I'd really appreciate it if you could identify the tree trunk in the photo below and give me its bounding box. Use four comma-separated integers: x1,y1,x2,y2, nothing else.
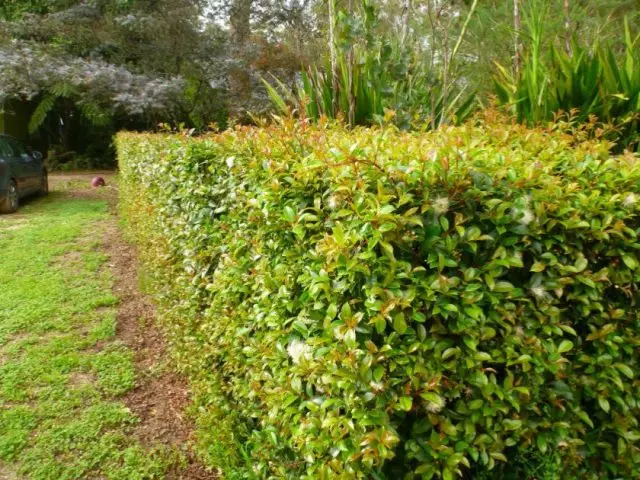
513,0,521,76
400,0,412,46
229,0,254,118
564,0,571,55
347,0,355,126
327,0,339,118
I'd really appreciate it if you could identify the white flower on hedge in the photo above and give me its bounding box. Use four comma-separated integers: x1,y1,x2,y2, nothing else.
624,193,636,207
425,399,445,413
511,205,534,225
512,196,535,226
530,285,551,302
287,339,312,364
530,286,545,298
327,196,337,210
433,196,449,215
370,381,384,392
519,208,535,225
226,156,235,168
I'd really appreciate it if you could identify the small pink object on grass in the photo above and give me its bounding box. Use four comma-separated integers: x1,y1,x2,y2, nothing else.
92,177,106,188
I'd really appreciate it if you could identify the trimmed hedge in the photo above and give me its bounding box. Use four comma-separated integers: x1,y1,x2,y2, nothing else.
118,119,640,479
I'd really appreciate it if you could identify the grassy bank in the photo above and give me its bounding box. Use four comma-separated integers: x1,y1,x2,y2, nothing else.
0,181,187,479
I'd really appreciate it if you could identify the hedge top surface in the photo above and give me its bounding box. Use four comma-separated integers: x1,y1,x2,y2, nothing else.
118,118,640,479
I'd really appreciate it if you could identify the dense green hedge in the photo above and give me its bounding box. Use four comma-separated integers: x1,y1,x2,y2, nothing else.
118,118,640,479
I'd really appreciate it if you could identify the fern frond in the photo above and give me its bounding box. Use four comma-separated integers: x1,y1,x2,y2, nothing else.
29,94,57,134
50,82,77,98
78,101,112,127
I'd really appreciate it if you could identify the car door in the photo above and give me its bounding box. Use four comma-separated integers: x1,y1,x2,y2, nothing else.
6,138,36,192
0,137,27,191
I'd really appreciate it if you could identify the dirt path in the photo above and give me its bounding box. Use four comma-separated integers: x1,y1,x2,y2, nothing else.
102,200,212,480
67,173,215,479
0,173,214,480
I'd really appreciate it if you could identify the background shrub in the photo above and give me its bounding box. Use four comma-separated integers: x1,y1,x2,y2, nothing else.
494,9,640,152
118,117,640,479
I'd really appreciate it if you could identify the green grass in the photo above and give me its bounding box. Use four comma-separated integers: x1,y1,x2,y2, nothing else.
0,191,183,479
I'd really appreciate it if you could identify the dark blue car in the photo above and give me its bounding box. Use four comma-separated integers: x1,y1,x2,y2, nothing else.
0,134,48,213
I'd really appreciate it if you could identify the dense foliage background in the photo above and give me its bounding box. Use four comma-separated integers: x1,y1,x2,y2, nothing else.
119,117,640,479
2,0,640,167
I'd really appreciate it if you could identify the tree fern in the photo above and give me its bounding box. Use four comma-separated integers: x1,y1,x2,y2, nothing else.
28,94,57,134
77,101,112,127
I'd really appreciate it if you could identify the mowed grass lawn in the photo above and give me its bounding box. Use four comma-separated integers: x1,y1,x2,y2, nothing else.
0,180,184,479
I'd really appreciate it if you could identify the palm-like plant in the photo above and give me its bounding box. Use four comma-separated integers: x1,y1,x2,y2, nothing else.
264,0,478,129
495,7,640,150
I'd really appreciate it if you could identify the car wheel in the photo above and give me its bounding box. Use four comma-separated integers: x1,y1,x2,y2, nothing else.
1,180,19,214
40,171,49,196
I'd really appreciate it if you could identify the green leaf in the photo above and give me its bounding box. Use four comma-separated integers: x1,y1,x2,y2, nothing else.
494,281,514,293
326,303,338,320
344,328,356,347
503,419,522,431
559,325,577,336
622,254,638,270
530,262,546,272
421,392,445,410
536,434,548,453
616,364,634,379
575,256,588,272
412,311,426,323
393,313,407,334
398,396,413,412
283,395,298,408
379,222,396,232
283,206,296,223
340,302,352,321
558,340,574,354
474,352,492,361
485,274,495,291
576,409,594,428
510,354,532,365
380,240,395,259
490,452,507,462
442,347,458,360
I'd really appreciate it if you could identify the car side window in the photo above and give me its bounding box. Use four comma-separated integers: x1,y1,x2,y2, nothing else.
6,138,27,157
0,138,13,157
